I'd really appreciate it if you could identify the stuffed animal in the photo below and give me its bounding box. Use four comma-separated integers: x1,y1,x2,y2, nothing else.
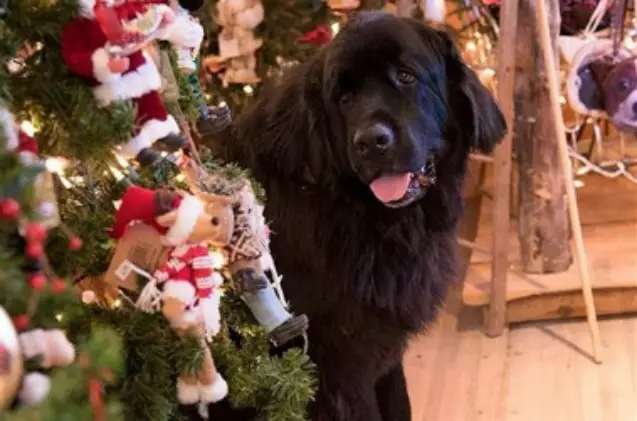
566,39,637,131
185,160,309,348
110,185,233,406
61,0,186,167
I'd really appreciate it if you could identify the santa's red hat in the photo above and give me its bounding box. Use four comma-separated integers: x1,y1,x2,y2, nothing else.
110,185,205,246
17,131,39,164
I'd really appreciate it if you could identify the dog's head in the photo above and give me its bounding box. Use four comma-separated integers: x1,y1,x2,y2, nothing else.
588,57,637,130
236,12,505,208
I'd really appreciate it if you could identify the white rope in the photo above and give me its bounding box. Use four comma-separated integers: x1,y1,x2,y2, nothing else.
565,117,637,184
584,0,614,36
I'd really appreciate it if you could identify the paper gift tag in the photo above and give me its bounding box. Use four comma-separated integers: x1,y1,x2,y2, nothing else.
104,223,171,291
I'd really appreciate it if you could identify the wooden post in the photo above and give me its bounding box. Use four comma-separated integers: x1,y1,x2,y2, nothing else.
485,0,518,337
514,0,573,274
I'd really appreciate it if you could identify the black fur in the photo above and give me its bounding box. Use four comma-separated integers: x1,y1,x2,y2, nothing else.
218,12,505,421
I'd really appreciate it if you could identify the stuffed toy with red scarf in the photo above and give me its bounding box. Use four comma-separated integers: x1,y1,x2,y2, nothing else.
110,185,235,406
61,0,187,167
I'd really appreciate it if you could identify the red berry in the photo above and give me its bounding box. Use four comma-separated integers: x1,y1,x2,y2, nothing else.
25,222,47,243
51,279,66,294
29,274,47,291
25,242,43,259
68,236,83,251
0,199,20,220
12,314,29,330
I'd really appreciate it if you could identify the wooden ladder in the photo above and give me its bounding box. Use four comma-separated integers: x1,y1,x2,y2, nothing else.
456,0,603,364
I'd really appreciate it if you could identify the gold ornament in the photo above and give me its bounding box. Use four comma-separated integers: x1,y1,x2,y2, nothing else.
0,306,24,409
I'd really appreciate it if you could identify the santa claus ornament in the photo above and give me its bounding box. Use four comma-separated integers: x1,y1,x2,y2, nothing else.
109,185,233,410
61,0,188,167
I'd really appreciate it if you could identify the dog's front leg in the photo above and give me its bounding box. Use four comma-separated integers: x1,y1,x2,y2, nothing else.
376,362,411,421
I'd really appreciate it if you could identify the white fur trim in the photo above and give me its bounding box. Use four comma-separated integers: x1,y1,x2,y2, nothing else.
163,195,205,246
163,280,196,303
0,106,18,150
77,0,96,18
91,48,121,84
93,53,162,107
200,292,221,337
120,115,180,157
19,373,51,406
160,13,204,48
177,378,200,404
199,375,228,403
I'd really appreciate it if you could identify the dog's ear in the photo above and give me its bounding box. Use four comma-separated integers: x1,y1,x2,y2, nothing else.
232,50,338,187
433,26,507,154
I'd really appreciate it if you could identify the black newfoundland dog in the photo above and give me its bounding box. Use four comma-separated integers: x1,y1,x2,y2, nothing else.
217,11,506,421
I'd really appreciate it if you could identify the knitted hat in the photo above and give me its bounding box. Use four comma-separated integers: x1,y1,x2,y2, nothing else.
110,185,205,246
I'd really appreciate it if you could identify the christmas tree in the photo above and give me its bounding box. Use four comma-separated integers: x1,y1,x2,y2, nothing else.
0,0,333,420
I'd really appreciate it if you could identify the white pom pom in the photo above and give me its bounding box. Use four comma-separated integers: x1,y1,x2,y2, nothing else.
18,372,51,406
82,290,96,304
37,202,56,218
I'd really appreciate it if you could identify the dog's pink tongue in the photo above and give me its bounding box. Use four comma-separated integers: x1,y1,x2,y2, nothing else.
369,173,411,203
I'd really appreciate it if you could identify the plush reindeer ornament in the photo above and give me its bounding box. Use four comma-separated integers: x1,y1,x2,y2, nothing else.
110,185,234,407
566,39,637,130
184,160,309,348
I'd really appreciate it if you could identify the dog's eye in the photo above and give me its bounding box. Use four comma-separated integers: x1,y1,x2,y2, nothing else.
397,69,417,85
619,79,632,91
338,93,353,108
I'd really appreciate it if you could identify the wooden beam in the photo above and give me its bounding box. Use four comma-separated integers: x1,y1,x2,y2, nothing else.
514,0,572,274
485,0,518,337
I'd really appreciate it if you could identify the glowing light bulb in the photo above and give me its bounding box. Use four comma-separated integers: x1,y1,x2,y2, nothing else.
330,22,341,35
113,299,122,308
20,120,36,136
113,152,129,167
243,85,254,96
55,314,63,322
210,250,226,269
108,165,125,181
45,157,69,175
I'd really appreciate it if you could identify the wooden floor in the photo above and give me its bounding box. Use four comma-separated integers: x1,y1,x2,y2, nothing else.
405,300,637,421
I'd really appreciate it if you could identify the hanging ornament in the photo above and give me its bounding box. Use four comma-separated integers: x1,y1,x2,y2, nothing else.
566,1,637,131
213,0,264,86
298,25,333,46
0,198,21,220
0,306,24,409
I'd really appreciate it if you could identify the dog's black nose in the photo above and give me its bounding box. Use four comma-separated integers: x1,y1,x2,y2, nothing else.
353,123,395,156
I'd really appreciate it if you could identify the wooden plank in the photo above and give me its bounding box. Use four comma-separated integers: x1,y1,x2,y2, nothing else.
506,288,637,323
486,0,518,338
